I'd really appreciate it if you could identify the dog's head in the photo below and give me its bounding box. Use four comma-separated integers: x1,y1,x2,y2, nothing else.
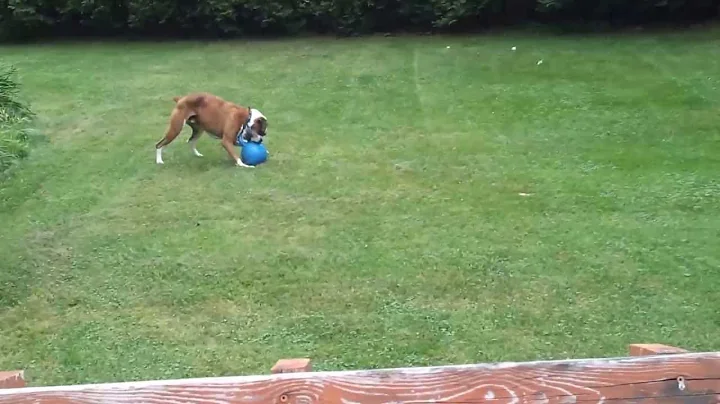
243,108,268,143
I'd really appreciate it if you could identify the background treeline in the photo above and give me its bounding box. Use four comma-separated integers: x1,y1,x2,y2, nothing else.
1,0,719,41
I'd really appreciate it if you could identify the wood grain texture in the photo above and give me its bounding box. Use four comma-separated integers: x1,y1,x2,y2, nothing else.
1,352,720,403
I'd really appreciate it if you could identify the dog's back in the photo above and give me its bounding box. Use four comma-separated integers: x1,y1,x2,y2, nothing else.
174,93,246,119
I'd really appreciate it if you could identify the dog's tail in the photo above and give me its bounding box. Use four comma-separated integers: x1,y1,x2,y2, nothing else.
172,96,181,103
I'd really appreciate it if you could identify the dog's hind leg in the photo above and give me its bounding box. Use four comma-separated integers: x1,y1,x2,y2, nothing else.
155,107,188,164
186,120,204,157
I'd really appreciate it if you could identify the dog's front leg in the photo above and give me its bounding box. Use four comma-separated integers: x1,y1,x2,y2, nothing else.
221,139,254,168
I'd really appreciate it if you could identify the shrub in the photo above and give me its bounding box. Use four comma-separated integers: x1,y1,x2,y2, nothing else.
535,0,719,23
0,0,718,40
0,65,34,173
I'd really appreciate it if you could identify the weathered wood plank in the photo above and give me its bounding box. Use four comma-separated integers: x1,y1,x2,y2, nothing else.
630,343,690,356
271,358,312,374
0,372,24,389
1,352,720,403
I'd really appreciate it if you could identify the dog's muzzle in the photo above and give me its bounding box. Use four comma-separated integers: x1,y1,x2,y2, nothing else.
236,126,263,145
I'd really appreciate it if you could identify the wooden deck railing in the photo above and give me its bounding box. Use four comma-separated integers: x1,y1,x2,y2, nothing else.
0,343,718,403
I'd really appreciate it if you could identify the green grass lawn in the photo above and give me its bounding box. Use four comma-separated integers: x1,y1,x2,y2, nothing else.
1,27,719,387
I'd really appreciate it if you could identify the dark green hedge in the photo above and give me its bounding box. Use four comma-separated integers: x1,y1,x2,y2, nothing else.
1,0,718,40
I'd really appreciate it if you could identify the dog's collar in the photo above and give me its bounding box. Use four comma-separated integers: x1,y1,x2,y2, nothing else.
235,107,254,145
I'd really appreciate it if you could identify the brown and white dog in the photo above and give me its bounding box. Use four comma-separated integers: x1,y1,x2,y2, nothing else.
154,92,268,168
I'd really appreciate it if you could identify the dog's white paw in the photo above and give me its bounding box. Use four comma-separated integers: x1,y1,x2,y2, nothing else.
156,159,164,165
236,158,255,168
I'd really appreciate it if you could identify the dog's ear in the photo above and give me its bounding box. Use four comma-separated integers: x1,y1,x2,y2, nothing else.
254,117,268,135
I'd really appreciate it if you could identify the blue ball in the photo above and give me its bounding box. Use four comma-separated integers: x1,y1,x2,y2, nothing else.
239,140,268,166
